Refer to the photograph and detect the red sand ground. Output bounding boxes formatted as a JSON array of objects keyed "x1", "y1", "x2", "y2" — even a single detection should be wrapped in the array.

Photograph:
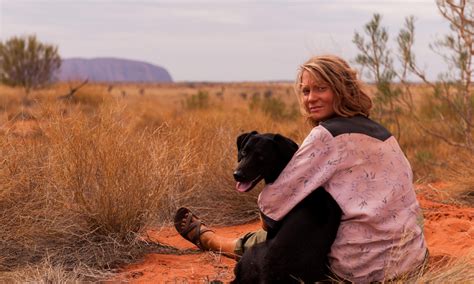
[{"x1": 119, "y1": 184, "x2": 474, "y2": 283}]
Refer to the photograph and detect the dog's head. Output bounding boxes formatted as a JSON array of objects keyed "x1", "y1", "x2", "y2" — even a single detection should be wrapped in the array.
[{"x1": 233, "y1": 131, "x2": 298, "y2": 192}]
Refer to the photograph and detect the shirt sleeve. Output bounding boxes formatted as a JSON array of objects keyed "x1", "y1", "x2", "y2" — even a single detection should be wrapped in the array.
[{"x1": 258, "y1": 126, "x2": 342, "y2": 222}]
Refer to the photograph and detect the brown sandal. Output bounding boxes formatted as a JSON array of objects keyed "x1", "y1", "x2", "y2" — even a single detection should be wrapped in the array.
[{"x1": 174, "y1": 207, "x2": 214, "y2": 250}]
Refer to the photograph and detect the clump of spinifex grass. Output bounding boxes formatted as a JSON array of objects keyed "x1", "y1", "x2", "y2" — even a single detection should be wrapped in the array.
[
  {"x1": 411, "y1": 253, "x2": 474, "y2": 283},
  {"x1": 0, "y1": 103, "x2": 178, "y2": 280},
  {"x1": 441, "y1": 150, "x2": 474, "y2": 206},
  {"x1": 142, "y1": 107, "x2": 304, "y2": 225},
  {"x1": 50, "y1": 111, "x2": 164, "y2": 236}
]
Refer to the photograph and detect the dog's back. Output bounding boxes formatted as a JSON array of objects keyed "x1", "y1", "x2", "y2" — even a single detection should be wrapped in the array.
[{"x1": 233, "y1": 188, "x2": 341, "y2": 283}]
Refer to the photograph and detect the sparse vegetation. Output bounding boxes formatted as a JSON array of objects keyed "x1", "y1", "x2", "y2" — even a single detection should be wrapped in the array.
[
  {"x1": 354, "y1": 0, "x2": 473, "y2": 152},
  {"x1": 0, "y1": 78, "x2": 471, "y2": 282}
]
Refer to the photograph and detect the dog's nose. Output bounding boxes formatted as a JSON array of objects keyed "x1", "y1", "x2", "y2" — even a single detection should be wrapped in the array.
[{"x1": 233, "y1": 170, "x2": 244, "y2": 181}]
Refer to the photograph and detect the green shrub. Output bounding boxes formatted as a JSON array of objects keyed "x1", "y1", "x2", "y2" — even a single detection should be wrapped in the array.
[
  {"x1": 250, "y1": 95, "x2": 298, "y2": 121},
  {"x1": 185, "y1": 90, "x2": 210, "y2": 109}
]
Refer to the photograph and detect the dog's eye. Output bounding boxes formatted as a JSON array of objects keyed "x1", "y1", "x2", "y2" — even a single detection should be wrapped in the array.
[{"x1": 241, "y1": 150, "x2": 247, "y2": 156}]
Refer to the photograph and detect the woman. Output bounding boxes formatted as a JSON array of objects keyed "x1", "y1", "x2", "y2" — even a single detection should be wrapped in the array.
[{"x1": 174, "y1": 54, "x2": 428, "y2": 282}]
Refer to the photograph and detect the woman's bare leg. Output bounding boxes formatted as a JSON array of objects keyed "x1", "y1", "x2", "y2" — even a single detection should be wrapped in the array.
[{"x1": 200, "y1": 230, "x2": 239, "y2": 258}]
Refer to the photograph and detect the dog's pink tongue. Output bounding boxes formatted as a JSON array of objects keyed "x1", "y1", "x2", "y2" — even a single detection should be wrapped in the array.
[{"x1": 236, "y1": 182, "x2": 252, "y2": 192}]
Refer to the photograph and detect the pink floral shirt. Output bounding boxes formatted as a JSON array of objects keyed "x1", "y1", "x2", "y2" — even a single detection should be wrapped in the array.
[{"x1": 258, "y1": 123, "x2": 427, "y2": 283}]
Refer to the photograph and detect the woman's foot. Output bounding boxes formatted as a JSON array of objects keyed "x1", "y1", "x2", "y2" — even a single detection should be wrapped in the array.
[
  {"x1": 174, "y1": 207, "x2": 214, "y2": 250},
  {"x1": 174, "y1": 207, "x2": 239, "y2": 257}
]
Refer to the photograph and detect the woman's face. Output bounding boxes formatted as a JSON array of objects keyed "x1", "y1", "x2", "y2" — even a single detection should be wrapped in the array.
[{"x1": 301, "y1": 70, "x2": 336, "y2": 122}]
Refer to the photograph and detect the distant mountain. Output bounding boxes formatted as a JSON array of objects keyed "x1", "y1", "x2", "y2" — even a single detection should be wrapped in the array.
[{"x1": 57, "y1": 57, "x2": 173, "y2": 83}]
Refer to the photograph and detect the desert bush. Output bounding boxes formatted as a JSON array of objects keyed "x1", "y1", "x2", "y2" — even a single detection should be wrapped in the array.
[
  {"x1": 0, "y1": 35, "x2": 61, "y2": 97},
  {"x1": 0, "y1": 106, "x2": 173, "y2": 278},
  {"x1": 64, "y1": 87, "x2": 112, "y2": 112},
  {"x1": 157, "y1": 108, "x2": 298, "y2": 224},
  {"x1": 442, "y1": 148, "x2": 474, "y2": 206},
  {"x1": 184, "y1": 90, "x2": 210, "y2": 109},
  {"x1": 47, "y1": 108, "x2": 168, "y2": 237},
  {"x1": 249, "y1": 94, "x2": 299, "y2": 121},
  {"x1": 249, "y1": 91, "x2": 261, "y2": 109}
]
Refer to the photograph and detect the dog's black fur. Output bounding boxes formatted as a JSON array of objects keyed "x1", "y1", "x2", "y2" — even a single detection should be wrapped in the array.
[{"x1": 231, "y1": 131, "x2": 342, "y2": 284}]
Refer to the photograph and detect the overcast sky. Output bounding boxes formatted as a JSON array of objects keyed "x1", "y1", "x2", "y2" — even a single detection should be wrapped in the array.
[{"x1": 1, "y1": 0, "x2": 452, "y2": 82}]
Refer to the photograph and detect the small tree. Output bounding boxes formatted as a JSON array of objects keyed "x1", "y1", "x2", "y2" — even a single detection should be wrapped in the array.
[
  {"x1": 0, "y1": 35, "x2": 61, "y2": 98},
  {"x1": 353, "y1": 14, "x2": 402, "y2": 139},
  {"x1": 396, "y1": 0, "x2": 473, "y2": 152}
]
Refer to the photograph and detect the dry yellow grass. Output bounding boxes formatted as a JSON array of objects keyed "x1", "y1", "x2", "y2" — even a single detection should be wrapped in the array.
[{"x1": 0, "y1": 81, "x2": 472, "y2": 281}]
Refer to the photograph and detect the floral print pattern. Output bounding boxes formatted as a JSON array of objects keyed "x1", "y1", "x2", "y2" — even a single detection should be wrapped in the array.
[{"x1": 258, "y1": 125, "x2": 427, "y2": 283}]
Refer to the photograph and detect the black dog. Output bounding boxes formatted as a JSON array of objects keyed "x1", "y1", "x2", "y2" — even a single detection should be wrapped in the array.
[{"x1": 231, "y1": 131, "x2": 342, "y2": 284}]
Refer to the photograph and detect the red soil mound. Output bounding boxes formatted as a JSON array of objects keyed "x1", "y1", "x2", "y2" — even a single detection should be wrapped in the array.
[
  {"x1": 118, "y1": 184, "x2": 474, "y2": 283},
  {"x1": 418, "y1": 196, "x2": 474, "y2": 258}
]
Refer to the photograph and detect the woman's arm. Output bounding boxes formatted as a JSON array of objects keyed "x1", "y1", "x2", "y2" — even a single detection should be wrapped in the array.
[{"x1": 258, "y1": 126, "x2": 342, "y2": 224}]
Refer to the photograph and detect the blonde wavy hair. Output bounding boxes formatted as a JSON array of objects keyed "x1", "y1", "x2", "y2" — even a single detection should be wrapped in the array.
[{"x1": 294, "y1": 55, "x2": 372, "y2": 125}]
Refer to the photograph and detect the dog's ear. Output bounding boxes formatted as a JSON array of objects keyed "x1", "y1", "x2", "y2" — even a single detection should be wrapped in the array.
[
  {"x1": 237, "y1": 131, "x2": 258, "y2": 151},
  {"x1": 272, "y1": 134, "x2": 298, "y2": 161}
]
